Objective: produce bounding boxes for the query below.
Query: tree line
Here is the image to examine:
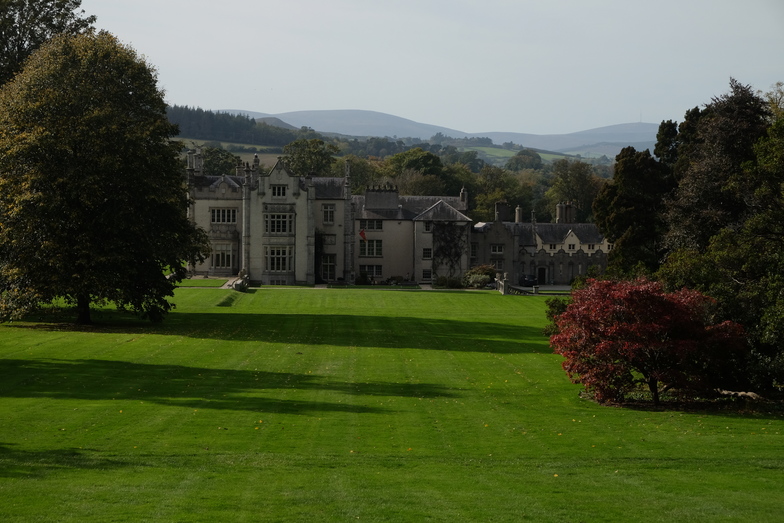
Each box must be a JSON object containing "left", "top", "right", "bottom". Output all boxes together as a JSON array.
[
  {"left": 167, "top": 105, "right": 317, "bottom": 149},
  {"left": 551, "top": 79, "right": 784, "bottom": 403}
]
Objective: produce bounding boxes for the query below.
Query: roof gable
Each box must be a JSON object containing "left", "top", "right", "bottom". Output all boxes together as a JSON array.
[
  {"left": 414, "top": 200, "right": 471, "bottom": 222},
  {"left": 534, "top": 223, "right": 605, "bottom": 244}
]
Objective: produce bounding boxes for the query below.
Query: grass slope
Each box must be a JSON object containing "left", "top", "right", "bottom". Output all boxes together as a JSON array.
[{"left": 0, "top": 289, "right": 781, "bottom": 522}]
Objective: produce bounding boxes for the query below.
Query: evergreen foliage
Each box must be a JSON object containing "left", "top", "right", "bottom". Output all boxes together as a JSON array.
[
  {"left": 588, "top": 79, "right": 784, "bottom": 392},
  {"left": 593, "top": 147, "right": 673, "bottom": 276},
  {"left": 167, "top": 105, "right": 310, "bottom": 147}
]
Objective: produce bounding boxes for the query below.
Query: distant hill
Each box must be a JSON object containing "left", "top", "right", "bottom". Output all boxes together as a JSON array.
[
  {"left": 223, "top": 109, "right": 659, "bottom": 158},
  {"left": 226, "top": 109, "right": 462, "bottom": 140}
]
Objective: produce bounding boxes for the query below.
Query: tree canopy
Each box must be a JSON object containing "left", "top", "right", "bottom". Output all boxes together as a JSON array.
[
  {"left": 545, "top": 159, "right": 604, "bottom": 223},
  {"left": 586, "top": 79, "right": 784, "bottom": 392},
  {"left": 201, "top": 145, "right": 241, "bottom": 176},
  {"left": 283, "top": 138, "right": 340, "bottom": 176},
  {"left": 550, "top": 279, "right": 746, "bottom": 405},
  {"left": 664, "top": 79, "right": 771, "bottom": 251},
  {"left": 0, "top": 0, "right": 95, "bottom": 85},
  {"left": 505, "top": 149, "right": 543, "bottom": 171},
  {"left": 593, "top": 147, "right": 674, "bottom": 276},
  {"left": 0, "top": 31, "right": 210, "bottom": 323}
]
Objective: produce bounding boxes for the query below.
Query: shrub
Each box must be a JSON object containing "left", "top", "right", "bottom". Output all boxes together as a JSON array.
[
  {"left": 550, "top": 278, "right": 747, "bottom": 405},
  {"left": 434, "top": 276, "right": 463, "bottom": 289},
  {"left": 465, "top": 274, "right": 492, "bottom": 288}
]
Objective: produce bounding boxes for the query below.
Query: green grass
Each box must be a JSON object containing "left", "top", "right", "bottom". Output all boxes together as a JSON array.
[
  {"left": 176, "top": 278, "right": 228, "bottom": 288},
  {"left": 0, "top": 289, "right": 782, "bottom": 522},
  {"left": 463, "top": 146, "right": 573, "bottom": 166}
]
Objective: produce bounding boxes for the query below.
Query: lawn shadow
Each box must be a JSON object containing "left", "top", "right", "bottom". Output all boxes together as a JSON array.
[
  {"left": 0, "top": 442, "right": 133, "bottom": 478},
  {"left": 620, "top": 398, "right": 784, "bottom": 421},
  {"left": 10, "top": 311, "right": 549, "bottom": 354},
  {"left": 0, "top": 358, "right": 459, "bottom": 415}
]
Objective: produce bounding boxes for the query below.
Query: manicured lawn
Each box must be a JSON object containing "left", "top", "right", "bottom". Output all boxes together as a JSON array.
[
  {"left": 176, "top": 278, "right": 227, "bottom": 287},
  {"left": 0, "top": 288, "right": 781, "bottom": 521}
]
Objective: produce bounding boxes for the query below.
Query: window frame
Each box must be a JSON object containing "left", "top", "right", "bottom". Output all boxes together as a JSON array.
[
  {"left": 322, "top": 203, "right": 335, "bottom": 224},
  {"left": 265, "top": 246, "right": 293, "bottom": 272},
  {"left": 271, "top": 185, "right": 287, "bottom": 198},
  {"left": 321, "top": 253, "right": 337, "bottom": 281},
  {"left": 359, "top": 239, "right": 382, "bottom": 257},
  {"left": 359, "top": 219, "right": 383, "bottom": 231},
  {"left": 264, "top": 213, "right": 294, "bottom": 235},
  {"left": 359, "top": 264, "right": 383, "bottom": 278},
  {"left": 211, "top": 243, "right": 233, "bottom": 268},
  {"left": 210, "top": 208, "right": 237, "bottom": 224}
]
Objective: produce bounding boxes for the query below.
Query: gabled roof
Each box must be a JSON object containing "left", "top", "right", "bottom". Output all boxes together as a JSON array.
[
  {"left": 352, "top": 193, "right": 470, "bottom": 221},
  {"left": 473, "top": 221, "right": 605, "bottom": 246},
  {"left": 400, "top": 195, "right": 467, "bottom": 214},
  {"left": 190, "top": 174, "right": 244, "bottom": 189},
  {"left": 414, "top": 200, "right": 471, "bottom": 222},
  {"left": 534, "top": 223, "right": 605, "bottom": 244},
  {"left": 213, "top": 175, "right": 242, "bottom": 189},
  {"left": 264, "top": 157, "right": 296, "bottom": 177}
]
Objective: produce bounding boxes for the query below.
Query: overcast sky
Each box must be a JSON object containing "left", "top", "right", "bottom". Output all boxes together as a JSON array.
[{"left": 80, "top": 0, "right": 783, "bottom": 135}]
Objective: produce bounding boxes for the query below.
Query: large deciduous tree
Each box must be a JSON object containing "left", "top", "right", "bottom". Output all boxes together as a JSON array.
[
  {"left": 0, "top": 0, "right": 95, "bottom": 85},
  {"left": 505, "top": 149, "right": 543, "bottom": 171},
  {"left": 283, "top": 138, "right": 340, "bottom": 176},
  {"left": 545, "top": 159, "right": 603, "bottom": 223},
  {"left": 550, "top": 279, "right": 746, "bottom": 405},
  {"left": 0, "top": 31, "right": 210, "bottom": 323},
  {"left": 201, "top": 146, "right": 240, "bottom": 176}
]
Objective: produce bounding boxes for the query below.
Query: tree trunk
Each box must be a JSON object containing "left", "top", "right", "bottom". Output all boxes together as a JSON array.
[
  {"left": 648, "top": 377, "right": 660, "bottom": 406},
  {"left": 76, "top": 294, "right": 92, "bottom": 325}
]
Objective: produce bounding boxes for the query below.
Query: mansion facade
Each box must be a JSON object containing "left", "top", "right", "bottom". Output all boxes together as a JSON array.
[{"left": 186, "top": 150, "right": 612, "bottom": 286}]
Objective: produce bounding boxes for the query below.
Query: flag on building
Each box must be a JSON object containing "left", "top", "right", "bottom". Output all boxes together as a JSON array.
[{"left": 359, "top": 229, "right": 367, "bottom": 241}]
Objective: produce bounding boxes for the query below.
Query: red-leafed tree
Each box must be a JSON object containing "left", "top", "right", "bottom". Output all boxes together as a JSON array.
[{"left": 550, "top": 279, "right": 746, "bottom": 405}]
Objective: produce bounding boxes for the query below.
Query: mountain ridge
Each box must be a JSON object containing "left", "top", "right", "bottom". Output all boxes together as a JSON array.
[{"left": 222, "top": 109, "right": 659, "bottom": 157}]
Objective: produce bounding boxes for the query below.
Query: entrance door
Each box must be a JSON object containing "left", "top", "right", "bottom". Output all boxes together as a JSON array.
[{"left": 537, "top": 267, "right": 547, "bottom": 285}]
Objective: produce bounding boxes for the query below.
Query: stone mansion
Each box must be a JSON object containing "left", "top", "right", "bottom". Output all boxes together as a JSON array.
[{"left": 186, "top": 150, "right": 612, "bottom": 286}]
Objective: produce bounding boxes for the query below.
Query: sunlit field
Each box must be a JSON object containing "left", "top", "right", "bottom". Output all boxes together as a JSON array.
[{"left": 0, "top": 288, "right": 781, "bottom": 522}]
